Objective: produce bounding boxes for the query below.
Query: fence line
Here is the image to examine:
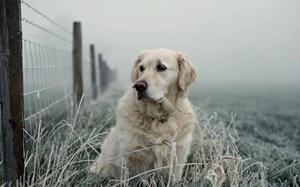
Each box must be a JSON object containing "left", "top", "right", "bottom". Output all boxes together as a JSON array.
[
  {"left": 0, "top": 0, "right": 116, "bottom": 185},
  {"left": 22, "top": 17, "right": 72, "bottom": 43},
  {"left": 24, "top": 95, "right": 70, "bottom": 122},
  {"left": 22, "top": 37, "right": 73, "bottom": 127},
  {"left": 21, "top": 0, "right": 71, "bottom": 34}
]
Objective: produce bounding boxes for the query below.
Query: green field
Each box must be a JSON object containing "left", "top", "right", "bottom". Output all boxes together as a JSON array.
[{"left": 1, "top": 83, "right": 299, "bottom": 186}]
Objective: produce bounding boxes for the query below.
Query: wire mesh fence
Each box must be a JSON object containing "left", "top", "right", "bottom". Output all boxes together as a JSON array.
[
  {"left": 22, "top": 40, "right": 73, "bottom": 126},
  {"left": 1, "top": 0, "right": 116, "bottom": 184},
  {"left": 21, "top": 0, "right": 74, "bottom": 129},
  {"left": 20, "top": 0, "right": 105, "bottom": 128}
]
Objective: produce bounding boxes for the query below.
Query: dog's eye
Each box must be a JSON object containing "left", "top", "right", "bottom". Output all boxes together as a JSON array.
[
  {"left": 156, "top": 63, "right": 167, "bottom": 72},
  {"left": 139, "top": 65, "right": 144, "bottom": 72}
]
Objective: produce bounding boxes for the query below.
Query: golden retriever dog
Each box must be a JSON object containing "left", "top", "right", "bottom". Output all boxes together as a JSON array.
[{"left": 90, "top": 48, "right": 198, "bottom": 181}]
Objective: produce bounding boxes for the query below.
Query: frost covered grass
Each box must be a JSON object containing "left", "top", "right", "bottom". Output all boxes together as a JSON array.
[
  {"left": 190, "top": 83, "right": 300, "bottom": 187},
  {"left": 1, "top": 84, "right": 299, "bottom": 186}
]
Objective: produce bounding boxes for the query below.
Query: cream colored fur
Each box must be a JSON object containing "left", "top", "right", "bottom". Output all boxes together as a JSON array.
[{"left": 90, "top": 48, "right": 198, "bottom": 181}]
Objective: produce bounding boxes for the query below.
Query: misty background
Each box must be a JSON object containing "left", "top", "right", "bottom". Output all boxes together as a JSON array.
[
  {"left": 15, "top": 1, "right": 300, "bottom": 186},
  {"left": 23, "top": 0, "right": 300, "bottom": 86}
]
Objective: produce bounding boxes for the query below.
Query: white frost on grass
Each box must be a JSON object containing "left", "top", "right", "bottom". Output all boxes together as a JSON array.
[{"left": 1, "top": 87, "right": 298, "bottom": 186}]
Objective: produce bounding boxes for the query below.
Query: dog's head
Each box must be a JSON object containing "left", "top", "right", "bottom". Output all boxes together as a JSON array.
[{"left": 131, "top": 48, "right": 197, "bottom": 102}]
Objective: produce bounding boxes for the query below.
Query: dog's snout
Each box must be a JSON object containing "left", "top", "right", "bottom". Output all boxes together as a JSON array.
[{"left": 133, "top": 80, "right": 148, "bottom": 93}]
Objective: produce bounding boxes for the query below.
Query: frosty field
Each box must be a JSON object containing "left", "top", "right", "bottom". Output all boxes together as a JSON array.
[
  {"left": 1, "top": 83, "right": 299, "bottom": 186},
  {"left": 190, "top": 82, "right": 300, "bottom": 186}
]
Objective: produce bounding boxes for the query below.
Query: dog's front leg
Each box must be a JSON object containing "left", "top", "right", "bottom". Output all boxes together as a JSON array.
[
  {"left": 153, "top": 144, "right": 169, "bottom": 178},
  {"left": 173, "top": 138, "right": 192, "bottom": 181},
  {"left": 173, "top": 146, "right": 184, "bottom": 181}
]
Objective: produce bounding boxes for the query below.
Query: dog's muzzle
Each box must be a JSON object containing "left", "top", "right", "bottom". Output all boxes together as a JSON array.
[{"left": 133, "top": 80, "right": 148, "bottom": 100}]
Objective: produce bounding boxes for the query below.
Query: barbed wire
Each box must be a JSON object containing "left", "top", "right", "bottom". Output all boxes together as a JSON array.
[
  {"left": 21, "top": 0, "right": 72, "bottom": 35},
  {"left": 22, "top": 17, "right": 72, "bottom": 43}
]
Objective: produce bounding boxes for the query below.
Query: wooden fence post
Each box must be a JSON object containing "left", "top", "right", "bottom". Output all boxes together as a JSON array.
[
  {"left": 98, "top": 54, "right": 105, "bottom": 93},
  {"left": 103, "top": 61, "right": 110, "bottom": 90},
  {"left": 72, "top": 22, "right": 83, "bottom": 105},
  {"left": 90, "top": 44, "right": 97, "bottom": 100},
  {"left": 0, "top": 0, "right": 24, "bottom": 185}
]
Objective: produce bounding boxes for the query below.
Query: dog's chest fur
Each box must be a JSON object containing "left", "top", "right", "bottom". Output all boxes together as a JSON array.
[
  {"left": 126, "top": 100, "right": 179, "bottom": 143},
  {"left": 123, "top": 111, "right": 178, "bottom": 174},
  {"left": 115, "top": 91, "right": 196, "bottom": 173}
]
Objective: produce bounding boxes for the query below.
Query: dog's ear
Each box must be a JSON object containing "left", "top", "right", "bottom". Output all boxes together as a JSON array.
[
  {"left": 177, "top": 52, "right": 197, "bottom": 94},
  {"left": 131, "top": 51, "right": 148, "bottom": 82},
  {"left": 131, "top": 54, "right": 143, "bottom": 82}
]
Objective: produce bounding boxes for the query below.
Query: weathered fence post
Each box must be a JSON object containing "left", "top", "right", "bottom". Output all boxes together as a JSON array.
[
  {"left": 90, "top": 44, "right": 97, "bottom": 100},
  {"left": 72, "top": 22, "right": 83, "bottom": 105},
  {"left": 98, "top": 54, "right": 105, "bottom": 93},
  {"left": 102, "top": 60, "right": 107, "bottom": 91},
  {"left": 97, "top": 54, "right": 102, "bottom": 91},
  {"left": 104, "top": 61, "right": 110, "bottom": 89},
  {"left": 0, "top": 0, "right": 24, "bottom": 185}
]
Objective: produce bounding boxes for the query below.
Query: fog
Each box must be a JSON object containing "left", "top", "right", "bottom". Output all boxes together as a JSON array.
[{"left": 23, "top": 0, "right": 300, "bottom": 86}]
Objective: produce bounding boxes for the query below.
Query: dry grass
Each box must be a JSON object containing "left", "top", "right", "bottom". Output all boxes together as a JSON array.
[{"left": 1, "top": 86, "right": 299, "bottom": 186}]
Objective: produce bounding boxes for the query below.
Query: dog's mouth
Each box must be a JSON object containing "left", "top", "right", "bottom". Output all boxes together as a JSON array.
[
  {"left": 137, "top": 91, "right": 146, "bottom": 100},
  {"left": 137, "top": 92, "right": 163, "bottom": 103},
  {"left": 132, "top": 85, "right": 163, "bottom": 102}
]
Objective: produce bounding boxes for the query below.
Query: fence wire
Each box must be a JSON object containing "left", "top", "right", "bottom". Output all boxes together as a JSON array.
[
  {"left": 21, "top": 0, "right": 72, "bottom": 34},
  {"left": 0, "top": 1, "right": 115, "bottom": 184},
  {"left": 22, "top": 39, "right": 73, "bottom": 125},
  {"left": 21, "top": 0, "right": 99, "bottom": 128}
]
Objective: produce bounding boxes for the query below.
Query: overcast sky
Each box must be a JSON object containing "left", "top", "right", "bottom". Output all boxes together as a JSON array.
[{"left": 23, "top": 0, "right": 300, "bottom": 86}]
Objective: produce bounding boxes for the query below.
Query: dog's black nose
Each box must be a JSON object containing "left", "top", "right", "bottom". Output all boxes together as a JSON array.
[{"left": 133, "top": 80, "right": 147, "bottom": 93}]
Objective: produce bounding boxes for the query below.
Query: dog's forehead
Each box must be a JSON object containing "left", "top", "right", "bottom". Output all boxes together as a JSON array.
[{"left": 141, "top": 49, "right": 177, "bottom": 65}]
